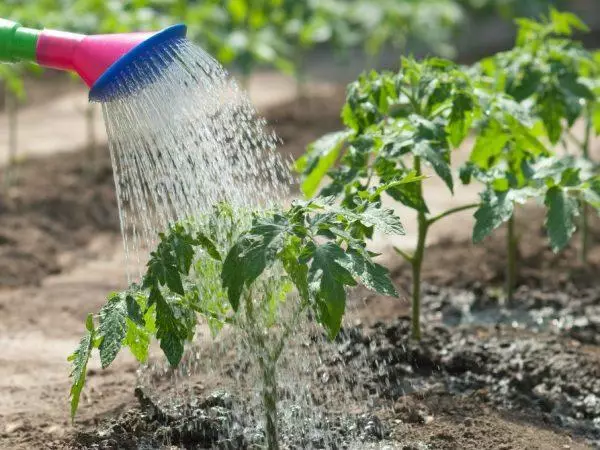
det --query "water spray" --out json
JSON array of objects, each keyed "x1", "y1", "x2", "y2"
[{"x1": 0, "y1": 18, "x2": 187, "y2": 102}]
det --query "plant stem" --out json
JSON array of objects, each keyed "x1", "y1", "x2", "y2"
[
  {"x1": 427, "y1": 203, "x2": 479, "y2": 226},
  {"x1": 3, "y1": 85, "x2": 18, "y2": 192},
  {"x1": 580, "y1": 114, "x2": 592, "y2": 263},
  {"x1": 506, "y1": 212, "x2": 517, "y2": 304},
  {"x1": 243, "y1": 290, "x2": 281, "y2": 450},
  {"x1": 261, "y1": 358, "x2": 279, "y2": 450},
  {"x1": 411, "y1": 156, "x2": 427, "y2": 341}
]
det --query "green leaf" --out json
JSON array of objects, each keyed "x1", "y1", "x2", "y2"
[
  {"x1": 538, "y1": 93, "x2": 564, "y2": 145},
  {"x1": 155, "y1": 291, "x2": 185, "y2": 367},
  {"x1": 196, "y1": 231, "x2": 222, "y2": 261},
  {"x1": 545, "y1": 186, "x2": 578, "y2": 252},
  {"x1": 447, "y1": 92, "x2": 473, "y2": 147},
  {"x1": 98, "y1": 294, "x2": 128, "y2": 369},
  {"x1": 68, "y1": 314, "x2": 96, "y2": 420},
  {"x1": 171, "y1": 228, "x2": 196, "y2": 274},
  {"x1": 357, "y1": 204, "x2": 405, "y2": 235},
  {"x1": 222, "y1": 214, "x2": 291, "y2": 309},
  {"x1": 280, "y1": 237, "x2": 310, "y2": 302},
  {"x1": 385, "y1": 181, "x2": 429, "y2": 213},
  {"x1": 414, "y1": 140, "x2": 453, "y2": 193},
  {"x1": 296, "y1": 130, "x2": 352, "y2": 198},
  {"x1": 473, "y1": 191, "x2": 515, "y2": 243},
  {"x1": 472, "y1": 187, "x2": 538, "y2": 243},
  {"x1": 347, "y1": 247, "x2": 397, "y2": 297},
  {"x1": 308, "y1": 243, "x2": 357, "y2": 339},
  {"x1": 470, "y1": 120, "x2": 509, "y2": 169},
  {"x1": 124, "y1": 318, "x2": 150, "y2": 363},
  {"x1": 126, "y1": 294, "x2": 145, "y2": 326},
  {"x1": 592, "y1": 103, "x2": 600, "y2": 135}
]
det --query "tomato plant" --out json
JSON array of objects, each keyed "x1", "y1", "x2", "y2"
[
  {"x1": 69, "y1": 199, "x2": 402, "y2": 449},
  {"x1": 297, "y1": 57, "x2": 502, "y2": 340},
  {"x1": 298, "y1": 8, "x2": 600, "y2": 337},
  {"x1": 476, "y1": 9, "x2": 600, "y2": 263}
]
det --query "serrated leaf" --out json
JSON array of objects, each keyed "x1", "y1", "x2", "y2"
[
  {"x1": 280, "y1": 237, "x2": 310, "y2": 302},
  {"x1": 196, "y1": 231, "x2": 222, "y2": 261},
  {"x1": 358, "y1": 205, "x2": 405, "y2": 235},
  {"x1": 413, "y1": 140, "x2": 453, "y2": 193},
  {"x1": 545, "y1": 186, "x2": 578, "y2": 252},
  {"x1": 165, "y1": 266, "x2": 184, "y2": 296},
  {"x1": 473, "y1": 191, "x2": 515, "y2": 243},
  {"x1": 98, "y1": 294, "x2": 128, "y2": 368},
  {"x1": 171, "y1": 230, "x2": 195, "y2": 274},
  {"x1": 346, "y1": 248, "x2": 397, "y2": 297},
  {"x1": 126, "y1": 294, "x2": 145, "y2": 326},
  {"x1": 308, "y1": 243, "x2": 357, "y2": 339},
  {"x1": 69, "y1": 314, "x2": 95, "y2": 420},
  {"x1": 124, "y1": 318, "x2": 150, "y2": 363},
  {"x1": 538, "y1": 94, "x2": 564, "y2": 144},
  {"x1": 296, "y1": 130, "x2": 352, "y2": 198},
  {"x1": 385, "y1": 181, "x2": 429, "y2": 213},
  {"x1": 154, "y1": 290, "x2": 185, "y2": 367},
  {"x1": 447, "y1": 93, "x2": 473, "y2": 147},
  {"x1": 222, "y1": 214, "x2": 291, "y2": 310},
  {"x1": 470, "y1": 120, "x2": 509, "y2": 169}
]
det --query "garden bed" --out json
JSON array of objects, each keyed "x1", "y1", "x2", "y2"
[{"x1": 2, "y1": 88, "x2": 600, "y2": 450}]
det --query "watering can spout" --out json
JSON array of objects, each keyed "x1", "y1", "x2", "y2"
[{"x1": 0, "y1": 18, "x2": 187, "y2": 100}]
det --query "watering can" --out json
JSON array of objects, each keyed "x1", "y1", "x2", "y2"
[{"x1": 0, "y1": 19, "x2": 187, "y2": 101}]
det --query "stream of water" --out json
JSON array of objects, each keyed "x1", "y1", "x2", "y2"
[
  {"x1": 95, "y1": 36, "x2": 383, "y2": 448},
  {"x1": 99, "y1": 37, "x2": 293, "y2": 279}
]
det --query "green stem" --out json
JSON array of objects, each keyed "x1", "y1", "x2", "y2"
[
  {"x1": 580, "y1": 114, "x2": 592, "y2": 264},
  {"x1": 394, "y1": 246, "x2": 413, "y2": 263},
  {"x1": 506, "y1": 212, "x2": 517, "y2": 304},
  {"x1": 243, "y1": 289, "x2": 281, "y2": 450},
  {"x1": 3, "y1": 84, "x2": 18, "y2": 192},
  {"x1": 427, "y1": 203, "x2": 479, "y2": 226},
  {"x1": 261, "y1": 358, "x2": 279, "y2": 450},
  {"x1": 411, "y1": 156, "x2": 427, "y2": 341}
]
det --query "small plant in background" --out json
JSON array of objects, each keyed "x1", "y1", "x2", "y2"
[
  {"x1": 0, "y1": 64, "x2": 25, "y2": 191},
  {"x1": 463, "y1": 154, "x2": 600, "y2": 302},
  {"x1": 476, "y1": 8, "x2": 600, "y2": 262},
  {"x1": 69, "y1": 199, "x2": 402, "y2": 450},
  {"x1": 297, "y1": 57, "x2": 491, "y2": 341}
]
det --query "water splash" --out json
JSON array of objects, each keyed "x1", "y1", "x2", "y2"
[
  {"x1": 95, "y1": 37, "x2": 387, "y2": 448},
  {"x1": 98, "y1": 37, "x2": 293, "y2": 278}
]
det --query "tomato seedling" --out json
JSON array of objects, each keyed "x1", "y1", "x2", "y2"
[
  {"x1": 297, "y1": 57, "x2": 491, "y2": 340},
  {"x1": 476, "y1": 8, "x2": 600, "y2": 262},
  {"x1": 69, "y1": 199, "x2": 402, "y2": 450}
]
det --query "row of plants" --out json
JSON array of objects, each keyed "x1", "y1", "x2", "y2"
[
  {"x1": 67, "y1": 8, "x2": 599, "y2": 450},
  {"x1": 298, "y1": 8, "x2": 600, "y2": 337}
]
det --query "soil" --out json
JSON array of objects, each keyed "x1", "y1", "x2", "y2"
[
  {"x1": 0, "y1": 148, "x2": 118, "y2": 287},
  {"x1": 2, "y1": 86, "x2": 600, "y2": 450}
]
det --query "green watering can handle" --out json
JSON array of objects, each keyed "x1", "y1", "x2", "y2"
[{"x1": 0, "y1": 18, "x2": 41, "y2": 63}]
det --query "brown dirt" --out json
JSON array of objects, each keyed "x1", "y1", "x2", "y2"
[
  {"x1": 404, "y1": 207, "x2": 600, "y2": 293},
  {"x1": 0, "y1": 86, "x2": 598, "y2": 450},
  {"x1": 264, "y1": 88, "x2": 346, "y2": 163},
  {"x1": 0, "y1": 148, "x2": 118, "y2": 287}
]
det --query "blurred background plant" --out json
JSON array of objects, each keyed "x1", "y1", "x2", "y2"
[{"x1": 0, "y1": 0, "x2": 594, "y2": 188}]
